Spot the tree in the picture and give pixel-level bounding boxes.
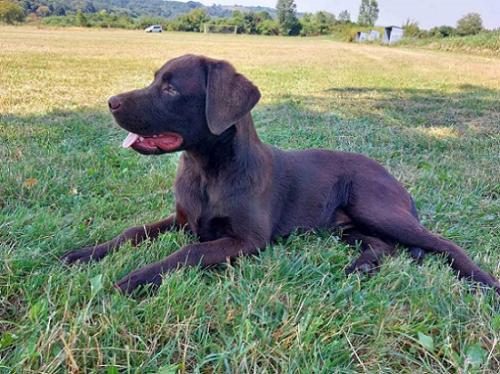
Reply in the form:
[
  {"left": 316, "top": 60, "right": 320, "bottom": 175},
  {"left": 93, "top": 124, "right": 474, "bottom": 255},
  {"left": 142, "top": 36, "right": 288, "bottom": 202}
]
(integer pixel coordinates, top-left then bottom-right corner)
[
  {"left": 276, "top": 0, "right": 301, "bottom": 36},
  {"left": 243, "top": 12, "right": 259, "bottom": 34},
  {"left": 299, "top": 13, "right": 315, "bottom": 35},
  {"left": 35, "top": 5, "right": 50, "bottom": 17},
  {"left": 76, "top": 10, "right": 88, "bottom": 27},
  {"left": 403, "top": 19, "right": 423, "bottom": 38},
  {"left": 315, "top": 11, "right": 336, "bottom": 34},
  {"left": 256, "top": 11, "right": 272, "bottom": 22},
  {"left": 429, "top": 25, "right": 455, "bottom": 38},
  {"left": 230, "top": 10, "right": 245, "bottom": 32},
  {"left": 83, "top": 2, "right": 97, "bottom": 14},
  {"left": 53, "top": 5, "right": 66, "bottom": 16},
  {"left": 172, "top": 9, "right": 208, "bottom": 32},
  {"left": 338, "top": 10, "right": 351, "bottom": 23},
  {"left": 0, "top": 1, "right": 25, "bottom": 24},
  {"left": 257, "top": 19, "right": 279, "bottom": 35},
  {"left": 300, "top": 11, "right": 336, "bottom": 36},
  {"left": 358, "top": 0, "right": 379, "bottom": 26},
  {"left": 456, "top": 13, "right": 483, "bottom": 36}
]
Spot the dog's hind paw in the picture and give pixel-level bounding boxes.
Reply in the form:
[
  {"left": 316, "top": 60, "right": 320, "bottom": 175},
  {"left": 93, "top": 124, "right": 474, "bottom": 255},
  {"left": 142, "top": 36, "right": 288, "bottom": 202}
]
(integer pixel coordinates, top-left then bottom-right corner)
[
  {"left": 409, "top": 246, "right": 426, "bottom": 265},
  {"left": 345, "top": 259, "right": 379, "bottom": 275}
]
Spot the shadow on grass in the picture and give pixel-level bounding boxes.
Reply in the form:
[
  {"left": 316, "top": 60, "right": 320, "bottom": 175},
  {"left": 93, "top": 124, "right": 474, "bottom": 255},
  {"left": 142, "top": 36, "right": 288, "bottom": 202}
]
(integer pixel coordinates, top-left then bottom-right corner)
[{"left": 319, "top": 83, "right": 499, "bottom": 134}]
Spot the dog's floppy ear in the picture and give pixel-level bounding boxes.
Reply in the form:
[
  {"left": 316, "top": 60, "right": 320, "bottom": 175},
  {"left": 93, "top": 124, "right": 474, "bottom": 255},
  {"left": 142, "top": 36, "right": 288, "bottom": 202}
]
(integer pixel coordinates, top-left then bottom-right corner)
[{"left": 205, "top": 60, "right": 261, "bottom": 135}]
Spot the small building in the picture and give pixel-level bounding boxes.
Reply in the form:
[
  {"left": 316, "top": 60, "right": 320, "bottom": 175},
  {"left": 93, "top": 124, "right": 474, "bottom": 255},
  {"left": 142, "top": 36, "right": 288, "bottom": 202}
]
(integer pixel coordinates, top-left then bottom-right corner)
[
  {"left": 368, "top": 30, "right": 381, "bottom": 41},
  {"left": 383, "top": 26, "right": 404, "bottom": 44},
  {"left": 356, "top": 32, "right": 368, "bottom": 42}
]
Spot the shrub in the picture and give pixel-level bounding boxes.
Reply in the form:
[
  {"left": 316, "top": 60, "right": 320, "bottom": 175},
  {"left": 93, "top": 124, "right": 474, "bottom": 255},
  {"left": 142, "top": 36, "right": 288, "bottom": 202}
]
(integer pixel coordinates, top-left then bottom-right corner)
[
  {"left": 0, "top": 0, "right": 25, "bottom": 24},
  {"left": 300, "top": 11, "right": 336, "bottom": 36},
  {"left": 403, "top": 19, "right": 425, "bottom": 38},
  {"left": 76, "top": 10, "right": 88, "bottom": 27},
  {"left": 136, "top": 15, "right": 169, "bottom": 30},
  {"left": 35, "top": 5, "right": 49, "bottom": 17},
  {"left": 456, "top": 13, "right": 483, "bottom": 36},
  {"left": 429, "top": 25, "right": 455, "bottom": 38},
  {"left": 257, "top": 19, "right": 279, "bottom": 35},
  {"left": 170, "top": 8, "right": 208, "bottom": 32}
]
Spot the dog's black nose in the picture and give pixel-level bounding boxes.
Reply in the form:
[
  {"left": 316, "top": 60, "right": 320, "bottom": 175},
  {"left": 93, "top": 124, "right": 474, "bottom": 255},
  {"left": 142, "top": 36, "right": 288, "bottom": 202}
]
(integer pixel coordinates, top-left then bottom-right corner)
[{"left": 108, "top": 96, "right": 122, "bottom": 111}]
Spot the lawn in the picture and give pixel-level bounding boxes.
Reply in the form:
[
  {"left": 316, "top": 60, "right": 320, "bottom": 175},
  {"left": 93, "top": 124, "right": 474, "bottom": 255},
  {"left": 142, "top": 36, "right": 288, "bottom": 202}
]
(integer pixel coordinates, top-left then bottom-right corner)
[{"left": 0, "top": 26, "right": 499, "bottom": 373}]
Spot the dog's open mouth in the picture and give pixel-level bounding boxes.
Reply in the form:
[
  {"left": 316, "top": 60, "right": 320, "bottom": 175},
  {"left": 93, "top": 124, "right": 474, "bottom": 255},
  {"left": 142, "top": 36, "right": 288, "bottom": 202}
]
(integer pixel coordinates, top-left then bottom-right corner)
[{"left": 122, "top": 132, "right": 183, "bottom": 153}]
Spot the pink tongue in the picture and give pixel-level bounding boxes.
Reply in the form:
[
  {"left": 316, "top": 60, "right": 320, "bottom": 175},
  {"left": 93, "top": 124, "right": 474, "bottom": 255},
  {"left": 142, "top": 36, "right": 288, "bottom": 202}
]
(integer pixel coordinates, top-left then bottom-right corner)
[
  {"left": 121, "top": 132, "right": 183, "bottom": 151},
  {"left": 122, "top": 132, "right": 139, "bottom": 148},
  {"left": 146, "top": 135, "right": 182, "bottom": 151}
]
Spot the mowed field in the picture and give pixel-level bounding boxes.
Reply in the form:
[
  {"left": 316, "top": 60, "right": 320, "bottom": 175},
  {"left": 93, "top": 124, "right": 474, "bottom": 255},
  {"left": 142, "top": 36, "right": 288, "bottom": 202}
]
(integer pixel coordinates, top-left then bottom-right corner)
[{"left": 1, "top": 26, "right": 499, "bottom": 373}]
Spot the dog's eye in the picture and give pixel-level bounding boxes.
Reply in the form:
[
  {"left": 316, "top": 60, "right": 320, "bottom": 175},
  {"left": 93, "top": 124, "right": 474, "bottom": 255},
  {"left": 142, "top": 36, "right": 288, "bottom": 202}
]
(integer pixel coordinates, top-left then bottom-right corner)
[{"left": 163, "top": 84, "right": 179, "bottom": 96}]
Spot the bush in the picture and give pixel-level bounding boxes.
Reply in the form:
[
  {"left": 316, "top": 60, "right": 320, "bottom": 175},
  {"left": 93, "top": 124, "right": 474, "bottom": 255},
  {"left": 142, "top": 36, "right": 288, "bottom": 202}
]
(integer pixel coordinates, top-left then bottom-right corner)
[
  {"left": 35, "top": 5, "right": 49, "bottom": 17},
  {"left": 403, "top": 19, "right": 427, "bottom": 38},
  {"left": 397, "top": 30, "right": 500, "bottom": 56},
  {"left": 75, "top": 10, "right": 88, "bottom": 27},
  {"left": 456, "top": 13, "right": 483, "bottom": 36},
  {"left": 328, "top": 23, "right": 381, "bottom": 42},
  {"left": 42, "top": 15, "right": 76, "bottom": 27},
  {"left": 170, "top": 8, "right": 208, "bottom": 32},
  {"left": 300, "top": 11, "right": 336, "bottom": 36},
  {"left": 429, "top": 25, "right": 455, "bottom": 38},
  {"left": 257, "top": 19, "right": 279, "bottom": 35},
  {"left": 136, "top": 15, "right": 169, "bottom": 30},
  {"left": 42, "top": 11, "right": 137, "bottom": 30},
  {"left": 0, "top": 0, "right": 25, "bottom": 24}
]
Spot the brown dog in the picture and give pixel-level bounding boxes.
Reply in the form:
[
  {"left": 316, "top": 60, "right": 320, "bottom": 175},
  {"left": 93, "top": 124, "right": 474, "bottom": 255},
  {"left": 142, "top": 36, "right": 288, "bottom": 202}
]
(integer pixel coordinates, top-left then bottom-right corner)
[{"left": 61, "top": 54, "right": 500, "bottom": 295}]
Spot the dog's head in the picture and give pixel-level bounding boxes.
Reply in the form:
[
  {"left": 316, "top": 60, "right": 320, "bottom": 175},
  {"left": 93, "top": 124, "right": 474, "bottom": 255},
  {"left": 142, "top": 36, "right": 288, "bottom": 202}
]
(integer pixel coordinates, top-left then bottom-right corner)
[{"left": 108, "top": 54, "right": 261, "bottom": 155}]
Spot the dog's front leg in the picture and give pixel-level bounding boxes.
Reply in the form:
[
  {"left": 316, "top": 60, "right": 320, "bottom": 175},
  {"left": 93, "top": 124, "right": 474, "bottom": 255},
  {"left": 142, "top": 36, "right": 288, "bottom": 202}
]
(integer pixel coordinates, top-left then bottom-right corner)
[
  {"left": 61, "top": 215, "right": 180, "bottom": 264},
  {"left": 115, "top": 237, "right": 260, "bottom": 294}
]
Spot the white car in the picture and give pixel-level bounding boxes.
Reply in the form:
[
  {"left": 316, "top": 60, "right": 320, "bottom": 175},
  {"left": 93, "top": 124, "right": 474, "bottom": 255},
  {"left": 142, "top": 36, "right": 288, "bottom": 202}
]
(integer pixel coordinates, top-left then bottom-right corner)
[{"left": 145, "top": 25, "right": 162, "bottom": 33}]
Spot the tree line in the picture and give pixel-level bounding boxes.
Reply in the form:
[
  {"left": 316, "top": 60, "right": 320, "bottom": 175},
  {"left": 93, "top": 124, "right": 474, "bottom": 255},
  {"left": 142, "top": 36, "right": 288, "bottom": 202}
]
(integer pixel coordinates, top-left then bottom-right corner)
[
  {"left": 0, "top": 0, "right": 351, "bottom": 36},
  {"left": 0, "top": 0, "right": 492, "bottom": 39}
]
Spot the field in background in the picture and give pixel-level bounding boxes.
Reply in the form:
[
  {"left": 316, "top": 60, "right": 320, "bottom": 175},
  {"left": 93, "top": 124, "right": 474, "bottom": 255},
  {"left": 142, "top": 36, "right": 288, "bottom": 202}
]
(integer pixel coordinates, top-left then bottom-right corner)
[
  {"left": 396, "top": 31, "right": 500, "bottom": 57},
  {"left": 1, "top": 26, "right": 499, "bottom": 372}
]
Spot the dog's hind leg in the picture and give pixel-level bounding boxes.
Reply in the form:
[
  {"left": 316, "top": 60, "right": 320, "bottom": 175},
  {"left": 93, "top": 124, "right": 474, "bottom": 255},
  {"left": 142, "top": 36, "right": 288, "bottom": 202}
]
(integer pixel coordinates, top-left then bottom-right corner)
[
  {"left": 349, "top": 205, "right": 500, "bottom": 293},
  {"left": 341, "top": 228, "right": 396, "bottom": 275},
  {"left": 408, "top": 196, "right": 426, "bottom": 264}
]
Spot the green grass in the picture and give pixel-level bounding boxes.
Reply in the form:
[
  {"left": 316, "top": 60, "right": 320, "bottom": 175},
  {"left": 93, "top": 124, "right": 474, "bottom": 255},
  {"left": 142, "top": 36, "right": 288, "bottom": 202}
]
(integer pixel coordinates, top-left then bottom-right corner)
[
  {"left": 1, "top": 26, "right": 499, "bottom": 373},
  {"left": 397, "top": 31, "right": 500, "bottom": 57}
]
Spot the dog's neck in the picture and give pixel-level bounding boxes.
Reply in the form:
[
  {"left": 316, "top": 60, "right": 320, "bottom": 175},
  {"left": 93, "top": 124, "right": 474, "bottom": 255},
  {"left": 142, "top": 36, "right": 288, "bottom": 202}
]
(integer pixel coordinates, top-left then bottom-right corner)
[{"left": 184, "top": 113, "right": 266, "bottom": 176}]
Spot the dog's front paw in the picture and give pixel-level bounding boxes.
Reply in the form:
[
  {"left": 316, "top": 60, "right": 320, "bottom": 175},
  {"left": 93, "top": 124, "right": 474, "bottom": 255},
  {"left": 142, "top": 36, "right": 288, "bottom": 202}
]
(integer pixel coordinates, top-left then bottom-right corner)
[
  {"left": 60, "top": 247, "right": 101, "bottom": 265},
  {"left": 115, "top": 268, "right": 162, "bottom": 294}
]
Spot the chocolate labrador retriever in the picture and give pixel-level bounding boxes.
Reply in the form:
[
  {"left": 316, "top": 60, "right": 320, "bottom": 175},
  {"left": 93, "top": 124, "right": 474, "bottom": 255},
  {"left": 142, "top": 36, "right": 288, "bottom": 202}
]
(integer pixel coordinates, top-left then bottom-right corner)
[{"left": 61, "top": 54, "right": 500, "bottom": 295}]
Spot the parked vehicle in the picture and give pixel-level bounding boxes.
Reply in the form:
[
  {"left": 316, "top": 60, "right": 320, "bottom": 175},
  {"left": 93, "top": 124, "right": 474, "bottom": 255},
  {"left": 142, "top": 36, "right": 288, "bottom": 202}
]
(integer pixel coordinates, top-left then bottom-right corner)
[{"left": 145, "top": 25, "right": 162, "bottom": 33}]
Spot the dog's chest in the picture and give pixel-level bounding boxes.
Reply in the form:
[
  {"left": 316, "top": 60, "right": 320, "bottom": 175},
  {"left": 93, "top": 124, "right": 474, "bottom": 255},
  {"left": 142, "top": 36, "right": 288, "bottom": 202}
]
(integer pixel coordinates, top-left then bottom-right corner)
[{"left": 175, "top": 173, "right": 232, "bottom": 242}]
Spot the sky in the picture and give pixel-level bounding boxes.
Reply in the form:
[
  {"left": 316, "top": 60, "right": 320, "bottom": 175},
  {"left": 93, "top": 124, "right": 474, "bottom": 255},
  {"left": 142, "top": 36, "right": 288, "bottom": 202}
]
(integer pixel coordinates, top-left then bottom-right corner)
[{"left": 178, "top": 0, "right": 500, "bottom": 30}]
